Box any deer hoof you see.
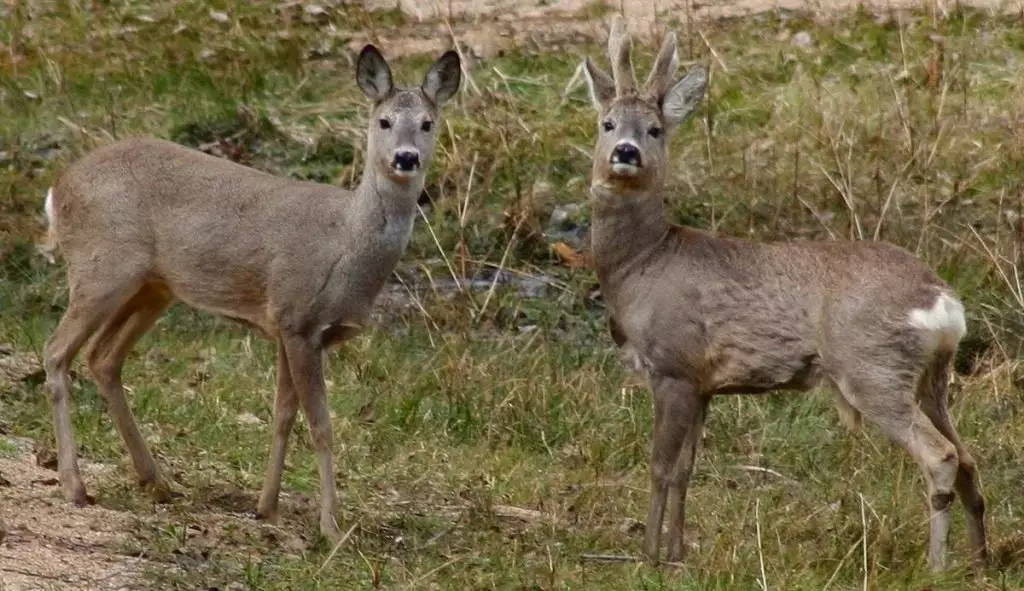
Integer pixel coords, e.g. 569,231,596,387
140,477,174,504
320,516,343,543
252,507,279,524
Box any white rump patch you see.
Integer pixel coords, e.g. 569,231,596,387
908,292,967,352
38,186,59,264
44,187,55,226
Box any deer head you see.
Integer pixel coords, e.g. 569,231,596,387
581,16,708,194
356,45,461,186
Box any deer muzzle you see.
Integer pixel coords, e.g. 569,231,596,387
391,150,421,176
610,141,642,175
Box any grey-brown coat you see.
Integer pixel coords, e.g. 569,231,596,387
41,44,461,541
581,16,986,571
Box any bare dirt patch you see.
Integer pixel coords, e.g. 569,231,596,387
0,433,314,590
353,0,1021,59
0,437,151,591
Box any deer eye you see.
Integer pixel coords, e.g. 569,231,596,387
379,119,391,130
602,120,615,132
648,126,662,139
421,120,433,132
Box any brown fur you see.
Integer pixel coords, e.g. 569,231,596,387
41,44,461,541
582,16,986,571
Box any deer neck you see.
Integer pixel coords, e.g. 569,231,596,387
355,167,421,247
590,183,670,297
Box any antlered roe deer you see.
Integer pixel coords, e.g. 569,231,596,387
580,16,986,571
41,45,460,541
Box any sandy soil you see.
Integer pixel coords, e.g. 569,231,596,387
366,0,1017,22
0,346,306,590
0,437,150,591
353,0,1022,59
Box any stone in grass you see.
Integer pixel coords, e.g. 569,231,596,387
791,31,813,48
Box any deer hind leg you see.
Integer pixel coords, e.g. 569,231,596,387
255,343,299,524
916,355,988,567
830,381,862,432
84,283,174,502
44,270,145,506
834,373,959,572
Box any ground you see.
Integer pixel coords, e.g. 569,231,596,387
1,0,1024,589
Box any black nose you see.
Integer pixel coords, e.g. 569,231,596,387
611,143,642,167
393,151,420,172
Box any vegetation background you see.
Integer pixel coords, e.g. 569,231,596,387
1,0,1022,589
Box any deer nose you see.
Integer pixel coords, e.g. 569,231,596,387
392,150,421,172
611,143,642,167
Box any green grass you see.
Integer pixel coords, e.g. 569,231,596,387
2,2,1024,589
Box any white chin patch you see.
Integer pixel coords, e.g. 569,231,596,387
390,168,419,179
611,163,640,176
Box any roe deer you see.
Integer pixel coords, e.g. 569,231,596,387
41,44,460,541
579,16,986,571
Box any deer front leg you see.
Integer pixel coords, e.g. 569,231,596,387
664,391,707,563
256,343,300,524
643,375,702,564
280,333,342,541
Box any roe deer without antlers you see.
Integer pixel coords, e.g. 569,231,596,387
580,16,987,571
41,45,460,541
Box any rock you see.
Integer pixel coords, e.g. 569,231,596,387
547,202,588,249
548,203,583,228
791,31,813,48
236,412,265,426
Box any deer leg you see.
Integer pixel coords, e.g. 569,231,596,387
84,284,173,502
917,371,988,567
829,381,862,432
44,276,141,506
664,387,707,562
835,375,959,572
255,343,299,524
281,334,341,541
643,375,700,564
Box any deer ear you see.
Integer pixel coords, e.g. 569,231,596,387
422,50,461,105
662,66,707,128
582,58,616,110
356,44,393,101
643,32,680,100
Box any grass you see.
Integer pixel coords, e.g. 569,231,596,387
2,1,1024,589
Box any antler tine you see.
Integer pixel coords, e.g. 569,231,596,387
643,31,680,100
607,14,636,96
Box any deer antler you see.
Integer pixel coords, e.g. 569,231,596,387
607,15,636,96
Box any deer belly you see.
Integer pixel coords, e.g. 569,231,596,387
706,350,824,395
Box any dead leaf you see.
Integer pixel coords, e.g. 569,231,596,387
551,241,586,269
355,401,376,424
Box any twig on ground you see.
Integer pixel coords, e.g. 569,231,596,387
756,498,769,591
580,553,641,563
490,504,558,524
317,521,359,574
731,464,795,482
